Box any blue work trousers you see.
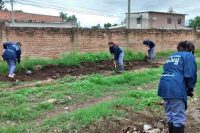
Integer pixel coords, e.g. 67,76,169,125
148,47,155,61
6,59,16,75
115,52,124,71
164,99,186,127
116,52,124,66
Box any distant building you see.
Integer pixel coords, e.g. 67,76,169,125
0,10,77,28
109,24,126,29
125,11,187,29
0,10,62,23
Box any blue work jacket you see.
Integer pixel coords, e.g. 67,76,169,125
109,45,123,60
2,42,21,62
158,51,197,105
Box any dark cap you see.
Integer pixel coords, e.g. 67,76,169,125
17,42,22,46
108,41,114,44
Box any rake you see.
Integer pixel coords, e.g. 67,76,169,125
20,63,32,74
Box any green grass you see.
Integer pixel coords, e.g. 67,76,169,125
0,67,162,132
194,77,200,98
58,52,112,66
155,50,200,59
42,89,160,132
155,50,175,58
0,82,13,88
0,54,199,132
0,61,8,73
0,123,32,133
123,50,145,61
0,66,199,132
194,49,200,57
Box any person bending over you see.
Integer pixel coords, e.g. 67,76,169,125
108,41,124,72
2,42,22,78
143,39,155,63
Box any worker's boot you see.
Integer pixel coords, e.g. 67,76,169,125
144,55,149,61
173,126,184,133
117,64,124,73
168,123,173,133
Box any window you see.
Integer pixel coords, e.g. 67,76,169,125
137,18,141,24
167,18,172,24
152,17,157,21
178,18,182,24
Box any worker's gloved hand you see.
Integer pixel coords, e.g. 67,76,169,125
187,91,194,97
17,59,20,64
113,60,117,68
1,55,4,61
192,51,194,55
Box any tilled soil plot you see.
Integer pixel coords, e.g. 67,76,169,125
0,60,161,82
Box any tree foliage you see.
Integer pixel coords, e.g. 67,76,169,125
91,24,101,29
104,23,111,29
189,16,200,30
103,23,119,29
59,12,77,23
0,0,5,10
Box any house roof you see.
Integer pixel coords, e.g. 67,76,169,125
0,10,62,23
127,11,187,15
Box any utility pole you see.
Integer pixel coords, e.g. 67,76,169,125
127,0,131,29
10,0,14,23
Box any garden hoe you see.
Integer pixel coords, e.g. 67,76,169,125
20,63,32,75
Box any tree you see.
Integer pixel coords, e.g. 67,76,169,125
59,12,77,24
112,24,118,26
189,16,200,30
59,12,67,21
66,15,77,23
0,0,5,10
104,23,111,29
15,10,24,13
91,24,101,29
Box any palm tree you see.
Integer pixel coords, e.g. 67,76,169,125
59,12,77,24
59,12,68,22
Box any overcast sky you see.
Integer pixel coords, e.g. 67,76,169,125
4,0,200,27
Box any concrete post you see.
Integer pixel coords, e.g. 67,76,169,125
128,0,131,29
71,28,77,51
125,29,129,47
1,27,7,43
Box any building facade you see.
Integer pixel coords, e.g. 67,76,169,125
0,10,77,28
126,11,186,29
0,10,62,23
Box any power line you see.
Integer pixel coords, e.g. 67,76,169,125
35,0,126,15
14,0,124,18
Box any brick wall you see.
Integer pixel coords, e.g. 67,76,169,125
1,27,200,58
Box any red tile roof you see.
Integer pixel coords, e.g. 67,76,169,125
0,10,62,23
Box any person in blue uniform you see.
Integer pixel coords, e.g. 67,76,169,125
108,41,124,72
158,41,197,133
2,42,22,78
143,39,155,62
